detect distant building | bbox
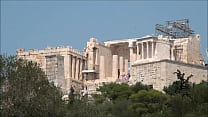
[17,19,207,95]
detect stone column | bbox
[130,48,133,63]
[64,55,69,79]
[136,43,139,60]
[83,60,86,69]
[65,54,72,89]
[151,42,154,58]
[95,49,99,65]
[142,42,144,59]
[75,58,80,80]
[119,56,124,75]
[88,52,94,70]
[71,56,75,79]
[112,55,118,80]
[69,55,72,78]
[139,43,141,59]
[79,59,83,80]
[129,41,134,65]
[99,56,105,80]
[147,41,149,59]
[133,54,137,63]
[124,59,128,74]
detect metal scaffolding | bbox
[155,19,194,39]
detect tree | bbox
[94,83,133,103]
[0,55,65,117]
[103,99,137,117]
[163,70,208,117]
[130,82,152,93]
[163,70,193,97]
[66,87,107,117]
[129,90,169,117]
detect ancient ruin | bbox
[16,19,207,96]
[17,46,86,93]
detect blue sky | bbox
[1,1,207,61]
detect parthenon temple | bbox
[16,19,207,95]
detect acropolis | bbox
[16,19,208,96]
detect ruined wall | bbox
[131,60,207,91]
[98,44,112,77]
[16,34,206,95]
[187,34,204,65]
[172,35,204,65]
[46,55,65,90]
[84,38,113,80]
[17,49,47,71]
[165,61,207,85]
[110,43,130,60]
[17,46,86,93]
[173,38,189,63]
[155,40,171,60]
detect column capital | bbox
[128,41,134,48]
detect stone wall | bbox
[46,55,65,90]
[155,40,171,60]
[172,34,204,65]
[16,34,206,95]
[109,43,130,60]
[131,59,207,91]
[187,34,204,65]
[17,46,86,93]
[98,44,112,77]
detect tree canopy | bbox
[0,55,65,117]
[1,55,207,117]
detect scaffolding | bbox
[155,19,194,39]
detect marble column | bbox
[95,49,99,65]
[129,41,134,65]
[68,55,72,77]
[130,48,133,63]
[139,43,141,59]
[75,58,80,80]
[79,59,83,80]
[99,56,105,80]
[137,43,139,60]
[112,55,118,80]
[119,56,124,75]
[142,42,144,59]
[71,56,75,79]
[124,59,128,74]
[66,54,72,89]
[151,42,154,58]
[147,42,149,59]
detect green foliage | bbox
[103,99,137,117]
[68,87,76,105]
[91,93,106,104]
[163,70,208,117]
[163,70,193,97]
[129,90,169,116]
[184,81,208,117]
[0,55,65,117]
[191,81,208,104]
[1,58,207,117]
[130,82,152,93]
[96,82,133,102]
[66,93,107,117]
[93,70,207,117]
